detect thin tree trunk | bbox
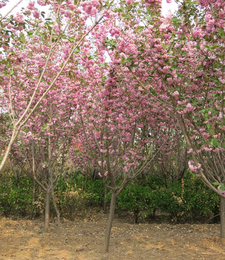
[44,188,51,232]
[0,130,18,172]
[220,196,225,238]
[51,188,60,227]
[104,190,117,253]
[30,179,36,219]
[134,210,139,224]
[48,104,60,228]
[104,184,107,214]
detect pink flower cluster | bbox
[14,13,24,23]
[80,0,99,16]
[0,2,6,8]
[188,161,202,172]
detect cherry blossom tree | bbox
[0,0,112,172]
[118,0,225,237]
[171,0,225,236]
[69,16,171,248]
[72,67,167,251]
[2,0,224,249]
[150,129,189,185]
[8,76,76,230]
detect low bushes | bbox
[117,185,158,223]
[55,174,105,219]
[0,175,33,216]
[0,172,220,223]
[117,174,220,223]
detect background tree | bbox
[0,0,110,172]
[8,84,75,230]
[70,44,170,250]
[150,129,189,185]
[118,0,225,237]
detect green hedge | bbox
[117,174,220,223]
[0,175,33,216]
[0,172,220,223]
[54,173,105,219]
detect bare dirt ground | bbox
[0,212,225,260]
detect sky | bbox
[161,0,178,15]
[0,0,178,17]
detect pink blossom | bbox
[187,148,193,154]
[27,1,35,10]
[186,103,195,112]
[0,3,6,8]
[202,132,210,139]
[14,13,24,23]
[126,0,134,4]
[124,166,129,172]
[173,91,179,96]
[54,25,60,33]
[205,13,212,21]
[218,188,225,197]
[188,161,201,172]
[84,5,92,15]
[192,29,201,39]
[37,0,46,6]
[33,35,39,42]
[33,10,40,19]
[203,147,212,152]
[89,0,100,7]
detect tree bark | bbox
[134,210,139,224]
[104,184,107,214]
[44,188,51,232]
[104,190,117,253]
[220,196,225,238]
[30,179,36,219]
[51,188,60,228]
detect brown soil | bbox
[0,212,225,260]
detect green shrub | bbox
[117,174,220,223]
[84,179,105,206]
[54,173,105,219]
[117,184,158,223]
[0,175,12,216]
[149,174,220,222]
[182,176,219,221]
[0,175,33,216]
[0,171,220,223]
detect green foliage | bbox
[117,174,220,223]
[154,174,220,222]
[0,172,220,223]
[0,175,33,216]
[117,184,157,223]
[84,179,105,206]
[53,173,105,219]
[55,173,105,206]
[183,177,219,220]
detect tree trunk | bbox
[134,210,139,224]
[52,189,60,228]
[104,190,117,253]
[30,179,36,219]
[220,196,225,238]
[104,184,107,214]
[44,188,51,232]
